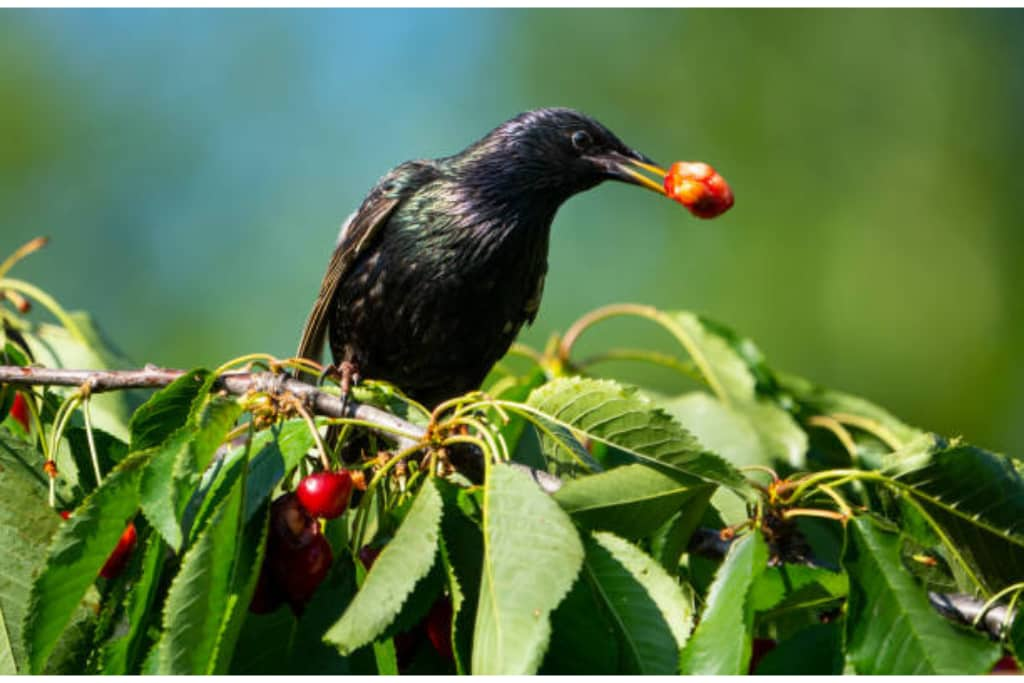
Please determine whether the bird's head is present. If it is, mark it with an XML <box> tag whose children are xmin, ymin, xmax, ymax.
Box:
<box><xmin>456</xmin><ymin>107</ymin><xmax>669</xmax><ymax>203</ymax></box>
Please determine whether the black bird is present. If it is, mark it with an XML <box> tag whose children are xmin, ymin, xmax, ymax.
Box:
<box><xmin>297</xmin><ymin>107</ymin><xmax>673</xmax><ymax>408</ymax></box>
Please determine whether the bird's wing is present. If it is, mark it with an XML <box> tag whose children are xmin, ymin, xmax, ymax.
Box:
<box><xmin>295</xmin><ymin>193</ymin><xmax>402</xmax><ymax>363</ymax></box>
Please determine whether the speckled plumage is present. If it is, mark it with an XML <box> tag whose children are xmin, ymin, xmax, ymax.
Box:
<box><xmin>297</xmin><ymin>108</ymin><xmax>660</xmax><ymax>407</ymax></box>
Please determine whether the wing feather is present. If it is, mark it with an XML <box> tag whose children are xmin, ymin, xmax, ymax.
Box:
<box><xmin>295</xmin><ymin>194</ymin><xmax>401</xmax><ymax>363</ymax></box>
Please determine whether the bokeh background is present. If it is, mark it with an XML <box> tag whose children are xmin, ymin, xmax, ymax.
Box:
<box><xmin>2</xmin><ymin>9</ymin><xmax>1022</xmax><ymax>454</ymax></box>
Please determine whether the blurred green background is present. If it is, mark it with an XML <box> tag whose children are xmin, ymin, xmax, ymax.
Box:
<box><xmin>2</xmin><ymin>9</ymin><xmax>1021</xmax><ymax>454</ymax></box>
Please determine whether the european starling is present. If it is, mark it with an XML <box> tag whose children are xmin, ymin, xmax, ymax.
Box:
<box><xmin>296</xmin><ymin>107</ymin><xmax>681</xmax><ymax>407</ymax></box>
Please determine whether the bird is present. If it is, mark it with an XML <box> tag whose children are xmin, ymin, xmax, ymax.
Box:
<box><xmin>296</xmin><ymin>107</ymin><xmax>679</xmax><ymax>409</ymax></box>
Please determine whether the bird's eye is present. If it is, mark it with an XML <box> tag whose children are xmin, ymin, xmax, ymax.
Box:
<box><xmin>571</xmin><ymin>130</ymin><xmax>593</xmax><ymax>152</ymax></box>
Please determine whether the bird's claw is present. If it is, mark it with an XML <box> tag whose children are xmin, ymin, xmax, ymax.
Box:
<box><xmin>319</xmin><ymin>361</ymin><xmax>361</xmax><ymax>414</ymax></box>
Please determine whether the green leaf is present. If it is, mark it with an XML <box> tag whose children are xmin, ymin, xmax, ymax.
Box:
<box><xmin>679</xmin><ymin>531</ymin><xmax>768</xmax><ymax>674</ymax></box>
<box><xmin>843</xmin><ymin>515</ymin><xmax>1001</xmax><ymax>674</ymax></box>
<box><xmin>129</xmin><ymin>369</ymin><xmax>210</xmax><ymax>451</ymax></box>
<box><xmin>780</xmin><ymin>371</ymin><xmax>923</xmax><ymax>447</ymax></box>
<box><xmin>156</xmin><ymin>461</ymin><xmax>259</xmax><ymax>674</ymax></box>
<box><xmin>582</xmin><ymin>531</ymin><xmax>694</xmax><ymax>674</ymax></box>
<box><xmin>754</xmin><ymin>621</ymin><xmax>844</xmax><ymax>675</ymax></box>
<box><xmin>98</xmin><ymin>533</ymin><xmax>167</xmax><ymax>674</ymax></box>
<box><xmin>553</xmin><ymin>463</ymin><xmax>714</xmax><ymax>540</ymax></box>
<box><xmin>437</xmin><ymin>481</ymin><xmax>484</xmax><ymax>675</ymax></box>
<box><xmin>662</xmin><ymin>392</ymin><xmax>805</xmax><ymax>469</ymax></box>
<box><xmin>748</xmin><ymin>563</ymin><xmax>848</xmax><ymax>615</ymax></box>
<box><xmin>527</xmin><ymin>377</ymin><xmax>750</xmax><ymax>495</ymax></box>
<box><xmin>325</xmin><ymin>478</ymin><xmax>443</xmax><ymax>654</ymax></box>
<box><xmin>650</xmin><ymin>488</ymin><xmax>714</xmax><ymax>572</ymax></box>
<box><xmin>243</xmin><ymin>420</ymin><xmax>315</xmax><ymax>523</ymax></box>
<box><xmin>492</xmin><ymin>366</ymin><xmax>549</xmax><ymax>460</ymax></box>
<box><xmin>230</xmin><ymin>548</ymin><xmax>359</xmax><ymax>675</ymax></box>
<box><xmin>24</xmin><ymin>452</ymin><xmax>147</xmax><ymax>673</ymax></box>
<box><xmin>64</xmin><ymin>426</ymin><xmax>127</xmax><ymax>494</ymax></box>
<box><xmin>541</xmin><ymin>573</ymin><xmax>620</xmax><ymax>674</ymax></box>
<box><xmin>884</xmin><ymin>434</ymin><xmax>1024</xmax><ymax>592</ymax></box>
<box><xmin>656</xmin><ymin>312</ymin><xmax>807</xmax><ymax>467</ymax></box>
<box><xmin>1009</xmin><ymin>609</ymin><xmax>1024</xmax><ymax>669</ymax></box>
<box><xmin>139</xmin><ymin>394</ymin><xmax>242</xmax><ymax>551</ymax></box>
<box><xmin>21</xmin><ymin>313</ymin><xmax>139</xmax><ymax>441</ymax></box>
<box><xmin>0</xmin><ymin>433</ymin><xmax>61</xmax><ymax>674</ymax></box>
<box><xmin>471</xmin><ymin>464</ymin><xmax>584</xmax><ymax>674</ymax></box>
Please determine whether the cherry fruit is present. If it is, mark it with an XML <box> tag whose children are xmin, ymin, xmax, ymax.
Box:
<box><xmin>270</xmin><ymin>492</ymin><xmax>318</xmax><ymax>549</ymax></box>
<box><xmin>991</xmin><ymin>654</ymin><xmax>1021</xmax><ymax>675</ymax></box>
<box><xmin>9</xmin><ymin>393</ymin><xmax>29</xmax><ymax>431</ymax></box>
<box><xmin>425</xmin><ymin>597</ymin><xmax>454</xmax><ymax>660</ymax></box>
<box><xmin>297</xmin><ymin>470</ymin><xmax>353</xmax><ymax>519</ymax></box>
<box><xmin>100</xmin><ymin>523</ymin><xmax>137</xmax><ymax>579</ymax></box>
<box><xmin>250</xmin><ymin>492</ymin><xmax>335</xmax><ymax>616</ymax></box>
<box><xmin>271</xmin><ymin>532</ymin><xmax>333</xmax><ymax>615</ymax></box>
<box><xmin>248</xmin><ymin>563</ymin><xmax>284</xmax><ymax>615</ymax></box>
<box><xmin>748</xmin><ymin>637</ymin><xmax>777</xmax><ymax>674</ymax></box>
<box><xmin>664</xmin><ymin>161</ymin><xmax>734</xmax><ymax>219</ymax></box>
<box><xmin>358</xmin><ymin>545</ymin><xmax>382</xmax><ymax>570</ymax></box>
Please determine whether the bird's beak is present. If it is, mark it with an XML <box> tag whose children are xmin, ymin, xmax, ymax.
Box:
<box><xmin>593</xmin><ymin>149</ymin><xmax>668</xmax><ymax>195</ymax></box>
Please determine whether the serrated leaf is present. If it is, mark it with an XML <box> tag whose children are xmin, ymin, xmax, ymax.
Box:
<box><xmin>884</xmin><ymin>434</ymin><xmax>1024</xmax><ymax>593</ymax></box>
<box><xmin>492</xmin><ymin>366</ymin><xmax>549</xmax><ymax>460</ymax></box>
<box><xmin>98</xmin><ymin>532</ymin><xmax>167</xmax><ymax>674</ymax></box>
<box><xmin>527</xmin><ymin>377</ymin><xmax>750</xmax><ymax>495</ymax></box>
<box><xmin>24</xmin><ymin>452</ymin><xmax>148</xmax><ymax>673</ymax></box>
<box><xmin>139</xmin><ymin>394</ymin><xmax>242</xmax><ymax>551</ymax></box>
<box><xmin>553</xmin><ymin>463</ymin><xmax>713</xmax><ymax>540</ymax></box>
<box><xmin>64</xmin><ymin>426</ymin><xmax>127</xmax><ymax>495</ymax></box>
<box><xmin>0</xmin><ymin>433</ymin><xmax>62</xmax><ymax>674</ymax></box>
<box><xmin>650</xmin><ymin>488</ymin><xmax>714</xmax><ymax>572</ymax></box>
<box><xmin>243</xmin><ymin>420</ymin><xmax>315</xmax><ymax>523</ymax></box>
<box><xmin>156</xmin><ymin>462</ymin><xmax>255</xmax><ymax>674</ymax></box>
<box><xmin>748</xmin><ymin>563</ymin><xmax>848</xmax><ymax>614</ymax></box>
<box><xmin>129</xmin><ymin>369</ymin><xmax>210</xmax><ymax>451</ymax></box>
<box><xmin>659</xmin><ymin>312</ymin><xmax>807</xmax><ymax>467</ymax></box>
<box><xmin>471</xmin><ymin>464</ymin><xmax>584</xmax><ymax>674</ymax></box>
<box><xmin>679</xmin><ymin>531</ymin><xmax>768</xmax><ymax>674</ymax></box>
<box><xmin>541</xmin><ymin>573</ymin><xmax>620</xmax><ymax>674</ymax></box>
<box><xmin>437</xmin><ymin>481</ymin><xmax>484</xmax><ymax>675</ymax></box>
<box><xmin>844</xmin><ymin>515</ymin><xmax>1000</xmax><ymax>674</ymax></box>
<box><xmin>582</xmin><ymin>531</ymin><xmax>694</xmax><ymax>674</ymax></box>
<box><xmin>325</xmin><ymin>478</ymin><xmax>442</xmax><ymax>654</ymax></box>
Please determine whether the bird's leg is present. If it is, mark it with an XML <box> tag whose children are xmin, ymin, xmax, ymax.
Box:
<box><xmin>318</xmin><ymin>360</ymin><xmax>361</xmax><ymax>415</ymax></box>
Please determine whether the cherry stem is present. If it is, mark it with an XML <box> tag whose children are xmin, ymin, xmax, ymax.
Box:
<box><xmin>0</xmin><ymin>237</ymin><xmax>48</xmax><ymax>279</ymax></box>
<box><xmin>81</xmin><ymin>393</ymin><xmax>103</xmax><ymax>486</ymax></box>
<box><xmin>829</xmin><ymin>412</ymin><xmax>903</xmax><ymax>452</ymax></box>
<box><xmin>806</xmin><ymin>415</ymin><xmax>859</xmax><ymax>464</ymax></box>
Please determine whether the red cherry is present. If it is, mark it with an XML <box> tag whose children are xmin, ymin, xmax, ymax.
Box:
<box><xmin>9</xmin><ymin>393</ymin><xmax>30</xmax><ymax>431</ymax></box>
<box><xmin>271</xmin><ymin>532</ymin><xmax>333</xmax><ymax>616</ymax></box>
<box><xmin>425</xmin><ymin>597</ymin><xmax>454</xmax><ymax>660</ymax></box>
<box><xmin>664</xmin><ymin>161</ymin><xmax>734</xmax><ymax>219</ymax></box>
<box><xmin>358</xmin><ymin>545</ymin><xmax>382</xmax><ymax>570</ymax></box>
<box><xmin>270</xmin><ymin>492</ymin><xmax>318</xmax><ymax>549</ymax></box>
<box><xmin>99</xmin><ymin>523</ymin><xmax>137</xmax><ymax>579</ymax></box>
<box><xmin>59</xmin><ymin>510</ymin><xmax>71</xmax><ymax>520</ymax></box>
<box><xmin>748</xmin><ymin>637</ymin><xmax>776</xmax><ymax>673</ymax></box>
<box><xmin>248</xmin><ymin>563</ymin><xmax>284</xmax><ymax>614</ymax></box>
<box><xmin>991</xmin><ymin>654</ymin><xmax>1021</xmax><ymax>674</ymax></box>
<box><xmin>296</xmin><ymin>471</ymin><xmax>353</xmax><ymax>519</ymax></box>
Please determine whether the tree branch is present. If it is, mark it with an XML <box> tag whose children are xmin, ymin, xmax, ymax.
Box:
<box><xmin>0</xmin><ymin>364</ymin><xmax>424</xmax><ymax>450</ymax></box>
<box><xmin>0</xmin><ymin>363</ymin><xmax>565</xmax><ymax>490</ymax></box>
